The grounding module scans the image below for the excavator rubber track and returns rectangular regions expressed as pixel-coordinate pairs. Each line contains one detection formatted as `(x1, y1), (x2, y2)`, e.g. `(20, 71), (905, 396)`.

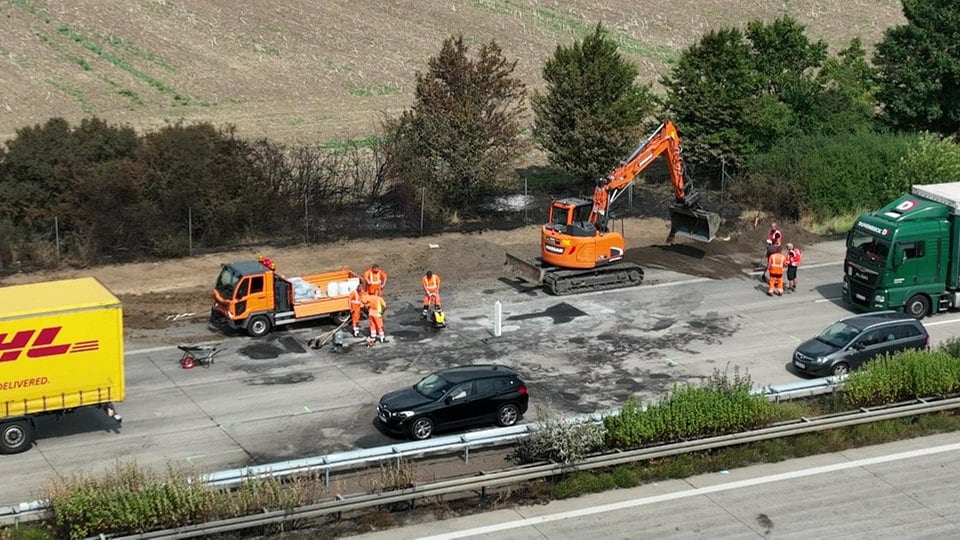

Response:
(542, 261), (644, 295)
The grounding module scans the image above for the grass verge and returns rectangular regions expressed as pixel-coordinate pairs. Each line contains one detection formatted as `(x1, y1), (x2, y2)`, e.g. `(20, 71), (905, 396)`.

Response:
(548, 411), (960, 499)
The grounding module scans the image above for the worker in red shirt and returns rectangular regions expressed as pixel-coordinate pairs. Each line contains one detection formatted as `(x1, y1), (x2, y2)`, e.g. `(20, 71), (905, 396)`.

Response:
(767, 246), (787, 296)
(348, 287), (364, 337)
(363, 264), (387, 296)
(786, 243), (802, 292)
(421, 270), (442, 318)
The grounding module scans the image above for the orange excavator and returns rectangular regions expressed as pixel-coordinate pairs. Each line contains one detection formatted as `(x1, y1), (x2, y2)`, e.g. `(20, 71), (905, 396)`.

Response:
(506, 120), (721, 295)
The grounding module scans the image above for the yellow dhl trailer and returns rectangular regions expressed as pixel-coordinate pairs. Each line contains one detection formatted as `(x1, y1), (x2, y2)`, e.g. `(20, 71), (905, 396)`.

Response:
(0, 277), (124, 454)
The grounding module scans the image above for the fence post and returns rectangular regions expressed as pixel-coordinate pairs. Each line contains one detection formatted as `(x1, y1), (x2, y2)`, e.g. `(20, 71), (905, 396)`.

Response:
(304, 189), (309, 243)
(628, 183), (633, 210)
(524, 178), (529, 223)
(54, 216), (60, 265)
(420, 187), (425, 236)
(720, 160), (726, 211)
(188, 207), (193, 256)
(493, 301), (502, 337)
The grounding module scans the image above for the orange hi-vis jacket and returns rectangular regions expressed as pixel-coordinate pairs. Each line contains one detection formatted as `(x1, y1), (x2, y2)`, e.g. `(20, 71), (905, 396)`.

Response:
(422, 273), (441, 294)
(364, 267), (386, 290)
(367, 295), (386, 319)
(767, 252), (787, 276)
(349, 288), (363, 308)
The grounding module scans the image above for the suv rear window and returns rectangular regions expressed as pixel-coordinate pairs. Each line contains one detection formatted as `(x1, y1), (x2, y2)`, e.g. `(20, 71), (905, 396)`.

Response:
(496, 377), (519, 392)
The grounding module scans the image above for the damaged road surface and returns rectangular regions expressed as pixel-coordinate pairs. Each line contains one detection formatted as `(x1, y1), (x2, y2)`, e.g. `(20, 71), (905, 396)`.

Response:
(0, 264), (901, 506)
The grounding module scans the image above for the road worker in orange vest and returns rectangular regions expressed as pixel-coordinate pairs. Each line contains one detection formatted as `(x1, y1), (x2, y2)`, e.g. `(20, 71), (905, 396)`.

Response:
(767, 245), (787, 296)
(363, 264), (387, 296)
(348, 286), (364, 337)
(363, 293), (387, 345)
(421, 270), (442, 318)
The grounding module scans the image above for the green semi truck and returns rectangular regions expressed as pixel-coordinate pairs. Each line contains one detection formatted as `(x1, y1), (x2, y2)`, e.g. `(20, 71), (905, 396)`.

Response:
(843, 182), (960, 318)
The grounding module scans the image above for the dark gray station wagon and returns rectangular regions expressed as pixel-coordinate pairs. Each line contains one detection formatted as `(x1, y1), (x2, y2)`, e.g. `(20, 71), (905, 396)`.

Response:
(792, 312), (929, 377)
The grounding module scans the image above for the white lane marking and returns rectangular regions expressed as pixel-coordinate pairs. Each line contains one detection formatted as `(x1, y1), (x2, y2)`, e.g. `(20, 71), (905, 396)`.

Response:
(925, 318), (960, 327)
(814, 297), (842, 303)
(747, 260), (841, 276)
(419, 441), (960, 540)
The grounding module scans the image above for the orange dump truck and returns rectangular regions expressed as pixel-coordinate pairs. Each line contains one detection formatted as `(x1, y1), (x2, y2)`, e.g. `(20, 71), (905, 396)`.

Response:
(210, 257), (362, 337)
(0, 277), (124, 454)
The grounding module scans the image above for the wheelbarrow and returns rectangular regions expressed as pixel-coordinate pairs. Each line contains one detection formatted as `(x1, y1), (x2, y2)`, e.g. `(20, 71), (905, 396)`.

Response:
(178, 345), (221, 369)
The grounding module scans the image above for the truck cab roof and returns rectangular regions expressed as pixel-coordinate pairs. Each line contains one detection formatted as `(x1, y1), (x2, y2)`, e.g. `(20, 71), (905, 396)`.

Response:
(227, 260), (270, 276)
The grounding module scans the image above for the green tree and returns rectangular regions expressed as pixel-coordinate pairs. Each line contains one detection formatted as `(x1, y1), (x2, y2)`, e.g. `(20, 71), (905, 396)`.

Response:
(663, 16), (873, 171)
(385, 36), (526, 218)
(874, 0), (960, 135)
(884, 133), (960, 200)
(532, 23), (655, 183)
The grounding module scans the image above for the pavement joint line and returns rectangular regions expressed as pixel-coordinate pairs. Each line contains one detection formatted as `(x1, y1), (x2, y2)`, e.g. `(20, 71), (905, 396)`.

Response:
(418, 441), (960, 540)
(925, 318), (960, 327)
(814, 297), (842, 303)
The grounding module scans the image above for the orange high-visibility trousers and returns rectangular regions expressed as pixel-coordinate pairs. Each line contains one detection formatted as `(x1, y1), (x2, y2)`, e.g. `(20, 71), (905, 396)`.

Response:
(768, 274), (784, 295)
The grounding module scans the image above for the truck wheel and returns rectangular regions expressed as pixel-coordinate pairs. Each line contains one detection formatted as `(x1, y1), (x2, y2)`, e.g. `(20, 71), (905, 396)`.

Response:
(0, 420), (34, 454)
(247, 315), (272, 337)
(331, 311), (350, 325)
(905, 294), (930, 320)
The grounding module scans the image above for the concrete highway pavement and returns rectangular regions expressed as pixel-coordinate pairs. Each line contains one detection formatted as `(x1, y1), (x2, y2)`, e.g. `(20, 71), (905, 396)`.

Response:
(4, 240), (960, 507)
(360, 432), (960, 539)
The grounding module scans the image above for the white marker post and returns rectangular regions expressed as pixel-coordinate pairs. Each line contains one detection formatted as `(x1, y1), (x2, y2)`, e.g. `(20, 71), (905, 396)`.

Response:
(493, 301), (502, 337)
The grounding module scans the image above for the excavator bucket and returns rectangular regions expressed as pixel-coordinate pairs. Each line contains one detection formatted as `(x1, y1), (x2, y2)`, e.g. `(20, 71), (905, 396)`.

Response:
(669, 205), (721, 243)
(504, 252), (546, 285)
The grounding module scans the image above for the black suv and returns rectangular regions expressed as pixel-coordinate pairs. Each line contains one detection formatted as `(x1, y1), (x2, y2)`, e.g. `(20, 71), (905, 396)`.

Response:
(377, 365), (529, 440)
(792, 311), (929, 377)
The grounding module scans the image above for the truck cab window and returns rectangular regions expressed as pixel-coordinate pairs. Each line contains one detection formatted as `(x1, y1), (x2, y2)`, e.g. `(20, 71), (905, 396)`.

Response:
(901, 241), (924, 260)
(235, 278), (249, 299)
(250, 275), (264, 294)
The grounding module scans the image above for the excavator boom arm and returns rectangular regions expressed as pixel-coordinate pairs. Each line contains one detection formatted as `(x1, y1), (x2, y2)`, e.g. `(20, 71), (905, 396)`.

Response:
(589, 121), (693, 228)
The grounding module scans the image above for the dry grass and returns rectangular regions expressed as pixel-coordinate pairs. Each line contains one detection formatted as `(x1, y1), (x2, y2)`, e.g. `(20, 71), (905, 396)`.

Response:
(0, 0), (905, 145)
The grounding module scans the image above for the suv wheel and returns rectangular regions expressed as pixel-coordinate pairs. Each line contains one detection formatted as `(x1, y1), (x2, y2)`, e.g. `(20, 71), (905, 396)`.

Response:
(905, 294), (930, 319)
(831, 363), (850, 377)
(496, 404), (520, 427)
(409, 417), (434, 440)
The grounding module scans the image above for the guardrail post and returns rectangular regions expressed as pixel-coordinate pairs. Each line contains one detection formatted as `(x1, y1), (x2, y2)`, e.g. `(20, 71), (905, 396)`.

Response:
(464, 446), (469, 464)
(324, 468), (330, 487)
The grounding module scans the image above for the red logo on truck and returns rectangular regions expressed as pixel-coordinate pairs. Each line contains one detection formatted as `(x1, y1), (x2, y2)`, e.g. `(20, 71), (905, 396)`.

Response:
(0, 327), (99, 362)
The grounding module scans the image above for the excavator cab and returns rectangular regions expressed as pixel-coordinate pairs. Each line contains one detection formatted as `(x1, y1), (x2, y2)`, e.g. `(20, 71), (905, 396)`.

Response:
(668, 205), (721, 243)
(548, 198), (596, 237)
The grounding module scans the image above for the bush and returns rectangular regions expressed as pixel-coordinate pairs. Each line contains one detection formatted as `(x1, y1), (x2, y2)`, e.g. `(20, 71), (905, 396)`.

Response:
(43, 461), (321, 539)
(843, 350), (960, 408)
(744, 131), (916, 219)
(511, 402), (606, 464)
(603, 366), (775, 449)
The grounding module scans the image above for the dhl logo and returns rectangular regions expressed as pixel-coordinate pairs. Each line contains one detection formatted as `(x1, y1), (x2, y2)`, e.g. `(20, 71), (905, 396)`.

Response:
(0, 326), (99, 362)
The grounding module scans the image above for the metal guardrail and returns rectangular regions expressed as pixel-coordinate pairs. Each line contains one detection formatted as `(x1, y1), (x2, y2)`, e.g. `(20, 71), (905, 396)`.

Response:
(111, 394), (960, 540)
(0, 376), (844, 525)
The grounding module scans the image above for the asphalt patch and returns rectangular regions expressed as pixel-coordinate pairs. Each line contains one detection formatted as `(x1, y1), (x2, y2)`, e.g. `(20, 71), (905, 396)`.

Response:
(391, 330), (423, 342)
(507, 302), (588, 324)
(238, 342), (284, 360)
(245, 372), (315, 385)
(278, 335), (306, 354)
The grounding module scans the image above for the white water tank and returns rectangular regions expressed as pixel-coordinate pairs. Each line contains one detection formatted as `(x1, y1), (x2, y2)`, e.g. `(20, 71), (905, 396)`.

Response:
(340, 278), (360, 295)
(327, 281), (339, 297)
